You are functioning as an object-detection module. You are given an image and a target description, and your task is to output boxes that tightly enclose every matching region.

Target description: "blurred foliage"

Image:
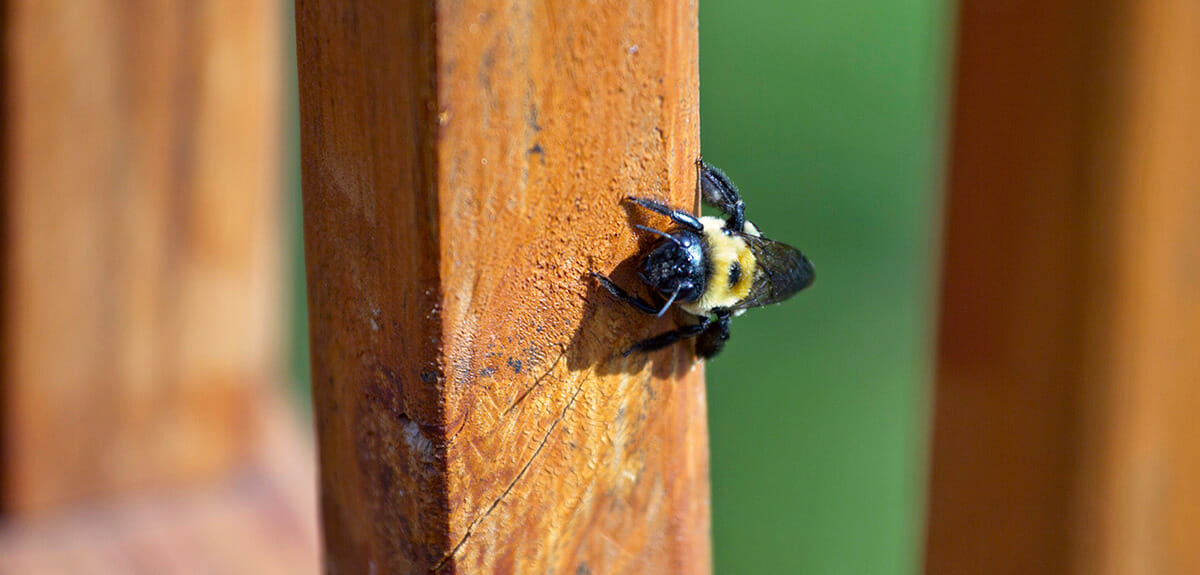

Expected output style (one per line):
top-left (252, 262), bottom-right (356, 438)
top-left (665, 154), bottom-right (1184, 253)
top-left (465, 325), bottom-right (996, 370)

top-left (699, 1), bottom-right (948, 572)
top-left (286, 0), bottom-right (949, 572)
top-left (284, 1), bottom-right (310, 414)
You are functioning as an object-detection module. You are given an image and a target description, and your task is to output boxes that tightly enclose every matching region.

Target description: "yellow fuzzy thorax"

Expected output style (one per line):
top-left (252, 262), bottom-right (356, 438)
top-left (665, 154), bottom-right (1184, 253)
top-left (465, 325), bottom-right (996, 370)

top-left (680, 217), bottom-right (758, 316)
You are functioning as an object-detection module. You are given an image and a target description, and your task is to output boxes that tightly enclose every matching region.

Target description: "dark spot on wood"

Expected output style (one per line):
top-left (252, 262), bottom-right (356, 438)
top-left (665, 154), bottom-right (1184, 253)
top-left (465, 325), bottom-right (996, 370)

top-left (479, 366), bottom-right (497, 377)
top-left (506, 357), bottom-right (523, 374)
top-left (378, 450), bottom-right (396, 493)
top-left (420, 370), bottom-right (438, 384)
top-left (367, 364), bottom-right (402, 412)
top-left (529, 102), bottom-right (541, 131)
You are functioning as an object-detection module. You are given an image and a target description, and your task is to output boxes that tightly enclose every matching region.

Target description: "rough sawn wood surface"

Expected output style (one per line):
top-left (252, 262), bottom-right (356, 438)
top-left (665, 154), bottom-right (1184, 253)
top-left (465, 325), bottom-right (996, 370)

top-left (296, 0), bottom-right (711, 572)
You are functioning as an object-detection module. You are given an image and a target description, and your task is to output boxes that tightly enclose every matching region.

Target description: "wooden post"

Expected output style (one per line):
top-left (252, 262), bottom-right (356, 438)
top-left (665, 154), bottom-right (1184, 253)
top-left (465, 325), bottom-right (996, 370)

top-left (295, 0), bottom-right (709, 572)
top-left (925, 1), bottom-right (1200, 573)
top-left (2, 0), bottom-right (281, 514)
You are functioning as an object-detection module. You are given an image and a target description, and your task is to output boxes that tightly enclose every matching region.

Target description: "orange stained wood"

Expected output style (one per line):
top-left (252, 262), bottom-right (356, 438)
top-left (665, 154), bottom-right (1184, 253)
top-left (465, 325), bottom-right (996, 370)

top-left (926, 0), bottom-right (1200, 574)
top-left (295, 0), bottom-right (709, 573)
top-left (2, 0), bottom-right (281, 513)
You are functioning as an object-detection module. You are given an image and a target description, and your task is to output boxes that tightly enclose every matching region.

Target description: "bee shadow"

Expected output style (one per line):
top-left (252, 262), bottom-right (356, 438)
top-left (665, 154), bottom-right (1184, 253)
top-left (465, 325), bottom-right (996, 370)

top-left (566, 262), bottom-right (698, 381)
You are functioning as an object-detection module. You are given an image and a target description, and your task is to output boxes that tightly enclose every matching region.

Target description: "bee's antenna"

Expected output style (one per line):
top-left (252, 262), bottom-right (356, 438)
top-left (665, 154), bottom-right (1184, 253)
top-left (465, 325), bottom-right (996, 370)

top-left (655, 286), bottom-right (681, 317)
top-left (634, 224), bottom-right (681, 246)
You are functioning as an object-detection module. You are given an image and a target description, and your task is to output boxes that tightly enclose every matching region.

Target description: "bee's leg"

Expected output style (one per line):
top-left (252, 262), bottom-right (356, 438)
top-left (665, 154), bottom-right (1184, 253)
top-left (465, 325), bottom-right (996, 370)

top-left (694, 312), bottom-right (732, 358)
top-left (591, 273), bottom-right (661, 315)
top-left (624, 197), bottom-right (703, 232)
top-left (624, 318), bottom-right (711, 356)
top-left (696, 158), bottom-right (746, 233)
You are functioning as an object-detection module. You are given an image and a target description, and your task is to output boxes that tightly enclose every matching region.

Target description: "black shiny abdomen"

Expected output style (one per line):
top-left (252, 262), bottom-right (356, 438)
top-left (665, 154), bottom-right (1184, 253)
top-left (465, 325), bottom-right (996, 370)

top-left (637, 229), bottom-right (707, 303)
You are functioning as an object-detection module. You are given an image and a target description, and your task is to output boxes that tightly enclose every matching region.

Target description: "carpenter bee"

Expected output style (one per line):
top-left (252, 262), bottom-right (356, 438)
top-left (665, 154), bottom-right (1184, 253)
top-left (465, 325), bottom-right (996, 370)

top-left (592, 158), bottom-right (815, 358)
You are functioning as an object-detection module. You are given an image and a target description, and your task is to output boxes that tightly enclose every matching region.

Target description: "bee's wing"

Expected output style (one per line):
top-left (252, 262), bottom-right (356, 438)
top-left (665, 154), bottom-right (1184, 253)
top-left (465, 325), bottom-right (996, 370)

top-left (729, 234), bottom-right (815, 310)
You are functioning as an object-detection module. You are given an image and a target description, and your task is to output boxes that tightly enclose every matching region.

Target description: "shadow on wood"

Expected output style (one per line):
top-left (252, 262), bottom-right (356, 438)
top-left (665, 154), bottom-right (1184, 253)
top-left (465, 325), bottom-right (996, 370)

top-left (568, 199), bottom-right (708, 380)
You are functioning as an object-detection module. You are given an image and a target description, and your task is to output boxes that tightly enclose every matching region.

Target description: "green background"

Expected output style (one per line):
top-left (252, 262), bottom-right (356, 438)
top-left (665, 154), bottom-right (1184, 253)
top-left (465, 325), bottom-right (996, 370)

top-left (697, 1), bottom-right (947, 572)
top-left (287, 1), bottom-right (949, 572)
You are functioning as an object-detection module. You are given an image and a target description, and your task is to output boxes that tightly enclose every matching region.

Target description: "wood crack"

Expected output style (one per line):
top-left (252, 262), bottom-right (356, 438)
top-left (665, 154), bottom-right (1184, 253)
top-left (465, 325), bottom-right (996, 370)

top-left (502, 347), bottom-right (567, 417)
top-left (433, 374), bottom-right (588, 572)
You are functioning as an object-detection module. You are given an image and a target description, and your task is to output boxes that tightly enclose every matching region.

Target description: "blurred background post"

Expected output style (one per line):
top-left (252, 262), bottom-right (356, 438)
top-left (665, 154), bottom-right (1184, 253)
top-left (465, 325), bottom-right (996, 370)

top-left (0, 2), bottom-right (317, 572)
top-left (926, 2), bottom-right (1200, 574)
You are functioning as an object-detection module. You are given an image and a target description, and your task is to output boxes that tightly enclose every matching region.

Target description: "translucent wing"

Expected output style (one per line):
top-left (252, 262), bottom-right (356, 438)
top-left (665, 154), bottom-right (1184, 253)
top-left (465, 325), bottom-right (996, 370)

top-left (729, 234), bottom-right (815, 310)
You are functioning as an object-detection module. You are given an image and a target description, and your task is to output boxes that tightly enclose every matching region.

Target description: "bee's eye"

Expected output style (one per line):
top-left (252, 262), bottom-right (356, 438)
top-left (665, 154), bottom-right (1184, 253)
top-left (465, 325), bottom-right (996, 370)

top-left (728, 261), bottom-right (742, 287)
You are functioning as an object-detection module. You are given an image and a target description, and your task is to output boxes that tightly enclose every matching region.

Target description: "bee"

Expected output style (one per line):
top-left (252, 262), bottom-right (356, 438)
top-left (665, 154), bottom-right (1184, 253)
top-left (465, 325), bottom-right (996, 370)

top-left (592, 158), bottom-right (815, 358)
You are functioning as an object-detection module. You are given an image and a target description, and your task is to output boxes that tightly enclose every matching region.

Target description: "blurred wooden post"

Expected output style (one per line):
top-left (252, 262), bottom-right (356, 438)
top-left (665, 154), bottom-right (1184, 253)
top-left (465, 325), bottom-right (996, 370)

top-left (2, 1), bottom-right (281, 514)
top-left (926, 1), bottom-right (1200, 573)
top-left (295, 0), bottom-right (710, 572)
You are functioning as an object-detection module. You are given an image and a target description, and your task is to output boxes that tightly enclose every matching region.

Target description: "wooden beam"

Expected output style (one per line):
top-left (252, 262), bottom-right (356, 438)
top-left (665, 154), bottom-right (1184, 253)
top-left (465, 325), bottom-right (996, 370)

top-left (2, 1), bottom-right (281, 513)
top-left (295, 0), bottom-right (709, 572)
top-left (925, 1), bottom-right (1200, 573)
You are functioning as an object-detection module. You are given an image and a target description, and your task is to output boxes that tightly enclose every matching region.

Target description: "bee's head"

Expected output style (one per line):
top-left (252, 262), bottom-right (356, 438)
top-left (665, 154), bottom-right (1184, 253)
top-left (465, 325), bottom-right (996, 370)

top-left (638, 229), bottom-right (706, 305)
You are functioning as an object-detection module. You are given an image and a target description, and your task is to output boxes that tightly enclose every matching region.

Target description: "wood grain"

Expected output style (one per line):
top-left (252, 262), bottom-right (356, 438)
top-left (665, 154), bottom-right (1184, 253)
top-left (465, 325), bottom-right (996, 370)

top-left (925, 1), bottom-right (1200, 573)
top-left (2, 0), bottom-right (281, 513)
top-left (295, 0), bottom-right (709, 572)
